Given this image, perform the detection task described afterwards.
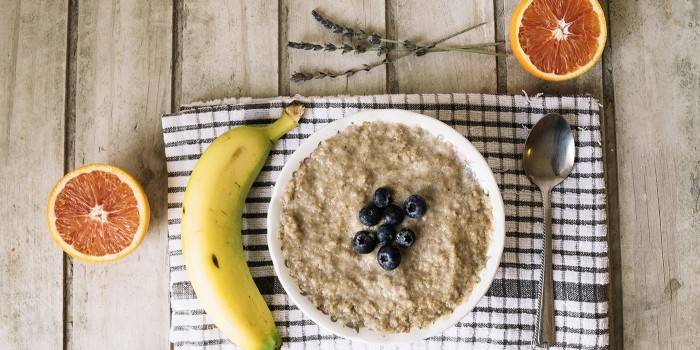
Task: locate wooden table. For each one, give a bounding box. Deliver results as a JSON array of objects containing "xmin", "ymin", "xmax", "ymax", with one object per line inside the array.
[{"xmin": 1, "ymin": 1, "xmax": 698, "ymax": 349}]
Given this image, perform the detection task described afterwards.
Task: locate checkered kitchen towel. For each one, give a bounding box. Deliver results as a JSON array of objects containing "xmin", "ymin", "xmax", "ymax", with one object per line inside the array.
[{"xmin": 163, "ymin": 94, "xmax": 608, "ymax": 350}]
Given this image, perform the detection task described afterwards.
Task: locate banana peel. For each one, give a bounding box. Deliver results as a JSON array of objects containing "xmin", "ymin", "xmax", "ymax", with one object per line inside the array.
[{"xmin": 181, "ymin": 102, "xmax": 305, "ymax": 350}]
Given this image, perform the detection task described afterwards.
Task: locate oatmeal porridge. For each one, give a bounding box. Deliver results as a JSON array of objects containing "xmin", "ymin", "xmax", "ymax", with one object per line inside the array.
[{"xmin": 278, "ymin": 121, "xmax": 492, "ymax": 333}]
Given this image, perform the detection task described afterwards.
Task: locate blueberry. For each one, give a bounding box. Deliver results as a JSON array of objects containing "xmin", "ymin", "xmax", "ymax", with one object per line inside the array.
[
  {"xmin": 377, "ymin": 245, "xmax": 401, "ymax": 271},
  {"xmin": 352, "ymin": 231, "xmax": 377, "ymax": 254},
  {"xmin": 377, "ymin": 224, "xmax": 396, "ymax": 245},
  {"xmin": 404, "ymin": 194, "xmax": 427, "ymax": 219},
  {"xmin": 395, "ymin": 228, "xmax": 416, "ymax": 249},
  {"xmin": 373, "ymin": 187, "xmax": 392, "ymax": 208},
  {"xmin": 359, "ymin": 204, "xmax": 383, "ymax": 226},
  {"xmin": 383, "ymin": 204, "xmax": 404, "ymax": 226}
]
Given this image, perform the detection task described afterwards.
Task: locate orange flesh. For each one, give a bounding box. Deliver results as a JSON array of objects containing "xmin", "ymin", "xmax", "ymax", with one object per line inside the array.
[
  {"xmin": 54, "ymin": 171, "xmax": 140, "ymax": 256},
  {"xmin": 518, "ymin": 0, "xmax": 601, "ymax": 74}
]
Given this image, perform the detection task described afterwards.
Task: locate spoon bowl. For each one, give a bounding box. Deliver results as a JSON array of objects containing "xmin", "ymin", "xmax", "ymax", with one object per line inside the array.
[{"xmin": 523, "ymin": 114, "xmax": 576, "ymax": 191}]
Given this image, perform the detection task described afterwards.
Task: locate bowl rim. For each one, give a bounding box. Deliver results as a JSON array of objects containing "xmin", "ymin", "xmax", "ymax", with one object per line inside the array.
[{"xmin": 266, "ymin": 109, "xmax": 506, "ymax": 345}]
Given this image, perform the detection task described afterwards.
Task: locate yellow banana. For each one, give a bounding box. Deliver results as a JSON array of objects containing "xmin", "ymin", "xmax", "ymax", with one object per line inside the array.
[{"xmin": 181, "ymin": 102, "xmax": 304, "ymax": 350}]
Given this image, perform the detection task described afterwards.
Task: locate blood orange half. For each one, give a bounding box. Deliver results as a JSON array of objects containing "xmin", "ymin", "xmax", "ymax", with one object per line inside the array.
[
  {"xmin": 46, "ymin": 164, "xmax": 150, "ymax": 263},
  {"xmin": 510, "ymin": 0, "xmax": 607, "ymax": 81}
]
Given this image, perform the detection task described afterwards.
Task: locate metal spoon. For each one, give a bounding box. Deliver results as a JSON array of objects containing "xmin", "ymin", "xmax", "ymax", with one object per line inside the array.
[{"xmin": 522, "ymin": 113, "xmax": 575, "ymax": 348}]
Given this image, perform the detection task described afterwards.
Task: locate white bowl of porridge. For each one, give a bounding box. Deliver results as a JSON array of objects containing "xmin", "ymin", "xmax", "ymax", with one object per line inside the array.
[{"xmin": 267, "ymin": 109, "xmax": 505, "ymax": 345}]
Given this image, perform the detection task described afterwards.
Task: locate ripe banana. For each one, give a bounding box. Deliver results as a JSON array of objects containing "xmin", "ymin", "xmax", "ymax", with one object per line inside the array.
[{"xmin": 181, "ymin": 102, "xmax": 305, "ymax": 350}]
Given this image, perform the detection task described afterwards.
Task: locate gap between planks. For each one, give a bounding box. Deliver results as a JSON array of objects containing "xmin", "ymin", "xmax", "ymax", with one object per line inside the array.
[
  {"xmin": 62, "ymin": 0, "xmax": 78, "ymax": 349},
  {"xmin": 493, "ymin": 0, "xmax": 507, "ymax": 94},
  {"xmin": 278, "ymin": 0, "xmax": 290, "ymax": 96},
  {"xmin": 172, "ymin": 0, "xmax": 183, "ymax": 111}
]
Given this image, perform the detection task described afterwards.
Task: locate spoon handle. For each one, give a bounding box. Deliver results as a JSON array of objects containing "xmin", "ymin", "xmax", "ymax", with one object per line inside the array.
[{"xmin": 536, "ymin": 189, "xmax": 555, "ymax": 347}]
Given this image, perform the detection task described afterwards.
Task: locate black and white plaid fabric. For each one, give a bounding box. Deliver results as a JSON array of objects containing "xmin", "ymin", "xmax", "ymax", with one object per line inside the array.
[{"xmin": 163, "ymin": 94, "xmax": 609, "ymax": 350}]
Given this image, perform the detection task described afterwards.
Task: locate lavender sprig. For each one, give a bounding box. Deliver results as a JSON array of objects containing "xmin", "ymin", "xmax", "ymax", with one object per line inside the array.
[
  {"xmin": 310, "ymin": 9, "xmax": 502, "ymax": 58},
  {"xmin": 292, "ymin": 60, "xmax": 390, "ymax": 82},
  {"xmin": 311, "ymin": 9, "xmax": 504, "ymax": 55},
  {"xmin": 292, "ymin": 22, "xmax": 492, "ymax": 82},
  {"xmin": 288, "ymin": 40, "xmax": 504, "ymax": 56},
  {"xmin": 288, "ymin": 40, "xmax": 393, "ymax": 56}
]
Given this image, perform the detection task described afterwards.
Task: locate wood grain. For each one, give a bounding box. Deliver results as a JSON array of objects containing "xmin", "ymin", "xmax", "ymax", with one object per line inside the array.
[
  {"xmin": 179, "ymin": 1, "xmax": 278, "ymax": 104},
  {"xmin": 284, "ymin": 0, "xmax": 386, "ymax": 96},
  {"xmin": 609, "ymin": 1, "xmax": 700, "ymax": 349},
  {"xmin": 388, "ymin": 0, "xmax": 496, "ymax": 93},
  {"xmin": 503, "ymin": 0, "xmax": 603, "ymax": 97},
  {"xmin": 69, "ymin": 0, "xmax": 172, "ymax": 348},
  {"xmin": 0, "ymin": 0, "xmax": 67, "ymax": 349}
]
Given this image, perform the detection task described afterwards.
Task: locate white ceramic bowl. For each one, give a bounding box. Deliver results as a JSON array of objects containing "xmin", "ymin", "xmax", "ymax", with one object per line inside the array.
[{"xmin": 267, "ymin": 109, "xmax": 505, "ymax": 345}]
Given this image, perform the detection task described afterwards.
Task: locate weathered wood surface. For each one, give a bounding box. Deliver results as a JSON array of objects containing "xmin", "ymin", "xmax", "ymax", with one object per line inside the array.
[
  {"xmin": 609, "ymin": 1, "xmax": 700, "ymax": 349},
  {"xmin": 389, "ymin": 0, "xmax": 497, "ymax": 93},
  {"xmin": 0, "ymin": 1, "xmax": 68, "ymax": 349},
  {"xmin": 5, "ymin": 0, "xmax": 700, "ymax": 349},
  {"xmin": 68, "ymin": 0, "xmax": 172, "ymax": 349},
  {"xmin": 179, "ymin": 1, "xmax": 278, "ymax": 104}
]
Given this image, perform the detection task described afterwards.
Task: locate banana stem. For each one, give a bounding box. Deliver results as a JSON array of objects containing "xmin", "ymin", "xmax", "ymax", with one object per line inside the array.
[{"xmin": 265, "ymin": 101, "xmax": 305, "ymax": 141}]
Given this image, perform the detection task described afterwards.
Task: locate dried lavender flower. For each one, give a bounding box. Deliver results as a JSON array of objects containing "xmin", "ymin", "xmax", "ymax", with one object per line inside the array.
[
  {"xmin": 400, "ymin": 40, "xmax": 418, "ymax": 51},
  {"xmin": 376, "ymin": 43, "xmax": 390, "ymax": 56},
  {"xmin": 342, "ymin": 28, "xmax": 356, "ymax": 38},
  {"xmin": 368, "ymin": 33, "xmax": 382, "ymax": 45},
  {"xmin": 288, "ymin": 41, "xmax": 323, "ymax": 51},
  {"xmin": 341, "ymin": 43, "xmax": 353, "ymax": 54},
  {"xmin": 291, "ymin": 72, "xmax": 314, "ymax": 82}
]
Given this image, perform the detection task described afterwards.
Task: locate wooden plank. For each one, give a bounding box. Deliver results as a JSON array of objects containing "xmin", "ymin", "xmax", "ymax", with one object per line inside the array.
[
  {"xmin": 179, "ymin": 1, "xmax": 278, "ymax": 104},
  {"xmin": 388, "ymin": 0, "xmax": 497, "ymax": 93},
  {"xmin": 0, "ymin": 0, "xmax": 67, "ymax": 349},
  {"xmin": 284, "ymin": 1, "xmax": 386, "ymax": 96},
  {"xmin": 503, "ymin": 0, "xmax": 603, "ymax": 97},
  {"xmin": 609, "ymin": 1, "xmax": 700, "ymax": 349},
  {"xmin": 598, "ymin": 2, "xmax": 622, "ymax": 349},
  {"xmin": 69, "ymin": 1, "xmax": 172, "ymax": 349}
]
